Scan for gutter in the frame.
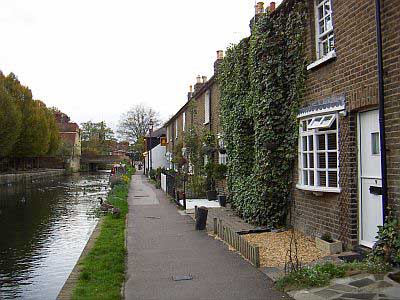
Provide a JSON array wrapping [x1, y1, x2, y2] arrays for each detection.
[[375, 0, 388, 220]]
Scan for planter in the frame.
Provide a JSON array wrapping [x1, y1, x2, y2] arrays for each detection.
[[217, 195, 226, 207], [315, 237, 343, 255], [206, 190, 217, 201]]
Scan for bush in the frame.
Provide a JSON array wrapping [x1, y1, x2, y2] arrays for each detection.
[[371, 215, 400, 265]]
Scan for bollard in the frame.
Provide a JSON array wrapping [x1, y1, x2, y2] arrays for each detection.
[[195, 206, 208, 230]]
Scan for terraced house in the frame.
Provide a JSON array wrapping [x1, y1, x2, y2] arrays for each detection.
[[165, 50, 227, 183], [293, 0, 400, 249]]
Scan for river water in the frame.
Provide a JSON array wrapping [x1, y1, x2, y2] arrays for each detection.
[[0, 172, 110, 300]]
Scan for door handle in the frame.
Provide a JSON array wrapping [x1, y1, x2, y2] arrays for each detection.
[[369, 186, 382, 195]]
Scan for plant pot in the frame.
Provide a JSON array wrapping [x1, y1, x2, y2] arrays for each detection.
[[206, 190, 217, 201], [315, 237, 343, 255], [217, 195, 227, 207]]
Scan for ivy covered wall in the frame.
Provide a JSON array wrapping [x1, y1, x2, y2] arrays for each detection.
[[218, 0, 307, 226]]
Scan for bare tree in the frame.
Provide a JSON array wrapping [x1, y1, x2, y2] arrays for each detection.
[[117, 103, 161, 143]]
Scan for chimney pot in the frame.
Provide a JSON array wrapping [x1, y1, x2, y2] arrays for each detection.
[[196, 75, 202, 84], [216, 50, 224, 60], [269, 1, 276, 12], [202, 76, 207, 83], [189, 85, 193, 92], [255, 2, 264, 14]]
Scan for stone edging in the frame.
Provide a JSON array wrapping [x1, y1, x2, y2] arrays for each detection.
[[57, 217, 104, 300]]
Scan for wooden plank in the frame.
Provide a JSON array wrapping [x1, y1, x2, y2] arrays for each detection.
[[254, 246, 260, 268], [213, 218, 217, 235]]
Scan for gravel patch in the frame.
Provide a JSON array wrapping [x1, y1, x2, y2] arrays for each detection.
[[243, 229, 324, 267]]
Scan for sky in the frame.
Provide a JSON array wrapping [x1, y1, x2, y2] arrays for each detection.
[[0, 0, 281, 132]]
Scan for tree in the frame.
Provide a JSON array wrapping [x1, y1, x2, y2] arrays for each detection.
[[0, 76, 22, 157], [80, 121, 115, 155], [117, 103, 161, 143]]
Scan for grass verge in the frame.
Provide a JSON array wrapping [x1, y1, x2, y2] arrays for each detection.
[[72, 178, 130, 300], [276, 259, 392, 292]]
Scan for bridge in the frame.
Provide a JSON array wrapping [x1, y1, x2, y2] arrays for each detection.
[[80, 155, 126, 171]]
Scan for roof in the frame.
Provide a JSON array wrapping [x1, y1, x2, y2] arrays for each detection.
[[164, 75, 217, 127], [58, 122, 79, 133], [145, 127, 166, 138]]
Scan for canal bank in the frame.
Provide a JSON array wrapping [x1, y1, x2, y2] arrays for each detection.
[[0, 169, 66, 185], [0, 172, 110, 300]]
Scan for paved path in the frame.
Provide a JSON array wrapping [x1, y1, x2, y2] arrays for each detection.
[[125, 173, 290, 300]]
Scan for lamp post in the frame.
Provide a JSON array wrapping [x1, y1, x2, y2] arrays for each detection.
[[149, 119, 154, 175]]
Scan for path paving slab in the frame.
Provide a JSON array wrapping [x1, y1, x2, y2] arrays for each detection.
[[125, 173, 290, 300]]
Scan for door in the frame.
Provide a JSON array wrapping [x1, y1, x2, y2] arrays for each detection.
[[358, 109, 383, 248]]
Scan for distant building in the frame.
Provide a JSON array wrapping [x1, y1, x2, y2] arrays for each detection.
[[54, 111, 81, 172], [143, 127, 168, 176]]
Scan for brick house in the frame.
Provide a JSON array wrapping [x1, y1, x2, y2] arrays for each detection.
[[54, 111, 82, 172], [292, 0, 400, 249], [164, 51, 227, 189]]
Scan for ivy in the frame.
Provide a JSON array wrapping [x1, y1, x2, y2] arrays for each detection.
[[218, 0, 307, 226]]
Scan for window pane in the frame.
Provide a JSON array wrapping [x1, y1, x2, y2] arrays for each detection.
[[308, 136, 314, 151], [328, 152, 337, 168], [318, 135, 325, 150], [309, 171, 314, 185], [371, 132, 380, 155], [327, 133, 337, 150], [318, 6, 324, 19], [309, 153, 314, 168], [318, 171, 327, 186], [324, 2, 331, 15], [318, 152, 326, 168], [325, 15, 332, 31], [319, 20, 325, 34], [302, 136, 307, 151], [302, 120, 307, 131], [328, 171, 338, 187], [303, 171, 308, 185], [303, 154, 308, 168]]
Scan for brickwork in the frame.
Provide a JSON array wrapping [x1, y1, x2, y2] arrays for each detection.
[[293, 0, 400, 248]]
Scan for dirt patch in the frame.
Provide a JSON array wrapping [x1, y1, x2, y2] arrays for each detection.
[[243, 229, 324, 268]]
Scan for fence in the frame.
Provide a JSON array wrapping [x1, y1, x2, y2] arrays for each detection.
[[161, 173, 167, 192], [213, 218, 260, 268]]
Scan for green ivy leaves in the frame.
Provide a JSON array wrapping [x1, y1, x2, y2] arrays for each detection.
[[218, 0, 307, 227]]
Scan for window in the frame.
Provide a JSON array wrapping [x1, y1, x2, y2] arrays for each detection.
[[175, 119, 178, 139], [182, 111, 186, 132], [371, 132, 380, 155], [218, 134, 227, 164], [166, 126, 170, 141], [297, 113, 339, 192], [315, 0, 335, 59], [204, 90, 210, 124]]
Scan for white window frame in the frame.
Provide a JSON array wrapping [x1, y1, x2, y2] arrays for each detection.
[[175, 119, 178, 139], [296, 112, 340, 193], [217, 134, 227, 165], [314, 0, 335, 60], [182, 111, 186, 132], [204, 90, 210, 125]]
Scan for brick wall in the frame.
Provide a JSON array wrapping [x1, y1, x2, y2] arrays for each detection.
[[380, 0, 400, 219], [292, 0, 400, 248]]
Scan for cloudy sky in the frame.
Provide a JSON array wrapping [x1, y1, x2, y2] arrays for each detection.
[[0, 0, 281, 132]]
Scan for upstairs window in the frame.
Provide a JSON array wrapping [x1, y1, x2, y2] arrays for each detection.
[[204, 90, 210, 124], [175, 119, 178, 139], [297, 113, 339, 192], [315, 0, 335, 59]]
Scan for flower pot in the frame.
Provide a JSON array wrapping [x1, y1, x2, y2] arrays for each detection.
[[206, 190, 217, 201], [217, 195, 226, 207], [315, 237, 343, 255]]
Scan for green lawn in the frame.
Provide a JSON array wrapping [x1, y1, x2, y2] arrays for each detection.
[[72, 180, 130, 300]]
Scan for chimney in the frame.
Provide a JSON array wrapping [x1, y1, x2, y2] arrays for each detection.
[[194, 75, 204, 92], [268, 2, 276, 13], [214, 50, 224, 74], [202, 76, 207, 83], [187, 85, 193, 100], [254, 2, 264, 14]]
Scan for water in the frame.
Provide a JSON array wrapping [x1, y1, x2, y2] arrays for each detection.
[[0, 172, 110, 300]]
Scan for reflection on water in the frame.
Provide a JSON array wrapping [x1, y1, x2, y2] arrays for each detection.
[[0, 172, 110, 300]]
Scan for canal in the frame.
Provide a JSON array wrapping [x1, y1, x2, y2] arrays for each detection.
[[0, 172, 110, 300]]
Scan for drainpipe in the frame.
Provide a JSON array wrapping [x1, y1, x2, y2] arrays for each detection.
[[375, 0, 388, 220]]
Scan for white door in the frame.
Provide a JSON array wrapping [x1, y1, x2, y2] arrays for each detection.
[[358, 110, 383, 248]]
